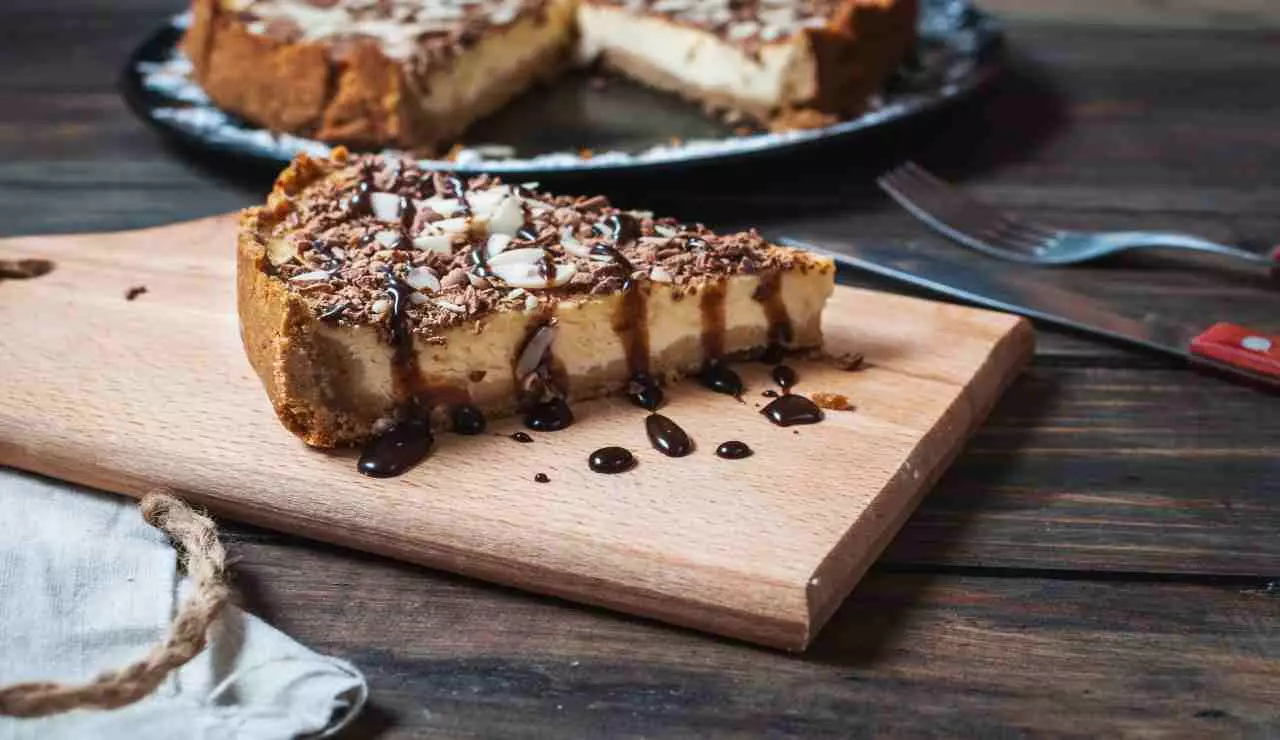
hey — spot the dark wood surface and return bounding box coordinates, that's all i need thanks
[3,0,1278,736]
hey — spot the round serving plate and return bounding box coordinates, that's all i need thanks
[120,0,1002,178]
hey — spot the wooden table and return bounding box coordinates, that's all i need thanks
[3,0,1278,735]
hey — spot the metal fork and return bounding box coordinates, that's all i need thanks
[877,162,1278,271]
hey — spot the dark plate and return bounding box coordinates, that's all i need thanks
[120,1,1002,178]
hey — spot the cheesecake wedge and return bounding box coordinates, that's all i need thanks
[239,150,835,450]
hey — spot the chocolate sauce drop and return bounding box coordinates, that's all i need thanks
[645,414,693,457]
[772,365,798,391]
[510,432,534,443]
[715,440,753,460]
[516,224,539,242]
[589,446,635,474]
[607,212,640,246]
[761,395,824,427]
[699,362,743,398]
[762,389,779,398]
[358,417,433,478]
[451,404,486,435]
[448,176,471,217]
[317,303,347,322]
[524,398,574,431]
[398,195,417,231]
[627,374,664,411]
[534,473,550,483]
[347,187,372,218]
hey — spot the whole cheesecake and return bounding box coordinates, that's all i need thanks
[185,0,917,152]
[239,149,835,451]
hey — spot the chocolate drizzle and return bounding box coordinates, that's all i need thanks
[645,414,693,457]
[398,194,417,231]
[699,282,727,363]
[761,395,823,427]
[613,283,650,378]
[715,440,753,460]
[317,302,347,323]
[357,275,435,477]
[448,175,471,217]
[588,446,635,474]
[752,272,794,348]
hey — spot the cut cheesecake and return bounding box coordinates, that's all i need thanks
[185,0,917,152]
[239,149,835,448]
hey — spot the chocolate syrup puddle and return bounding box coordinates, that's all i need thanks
[358,418,433,478]
[589,446,635,474]
[451,404,486,435]
[524,398,574,431]
[645,414,693,457]
[716,440,753,459]
[628,374,663,411]
[534,473,550,483]
[772,365,798,391]
[761,395,823,427]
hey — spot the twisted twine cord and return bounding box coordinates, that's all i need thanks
[0,493,230,718]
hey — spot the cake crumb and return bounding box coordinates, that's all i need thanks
[812,392,855,412]
[125,285,148,301]
[810,349,865,371]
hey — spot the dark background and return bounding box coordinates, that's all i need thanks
[2,0,1278,736]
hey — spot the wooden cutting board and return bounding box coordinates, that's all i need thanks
[0,216,1032,650]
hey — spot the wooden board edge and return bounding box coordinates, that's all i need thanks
[795,315,1036,650]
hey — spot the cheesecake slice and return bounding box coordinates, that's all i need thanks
[185,0,578,151]
[239,149,835,449]
[184,0,916,151]
[577,0,919,130]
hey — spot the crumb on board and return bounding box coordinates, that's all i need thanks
[812,392,855,412]
[125,285,148,301]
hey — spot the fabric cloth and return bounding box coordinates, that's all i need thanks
[0,470,367,740]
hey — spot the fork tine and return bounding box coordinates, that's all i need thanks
[878,163,1060,255]
[900,163,1062,241]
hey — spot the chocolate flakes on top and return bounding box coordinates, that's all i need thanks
[596,0,843,46]
[262,154,824,341]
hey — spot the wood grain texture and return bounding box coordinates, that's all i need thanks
[0,217,1031,649]
[223,533,1280,739]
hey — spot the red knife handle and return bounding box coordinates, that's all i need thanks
[1190,323,1280,379]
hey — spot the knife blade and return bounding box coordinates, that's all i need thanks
[782,237,1280,392]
